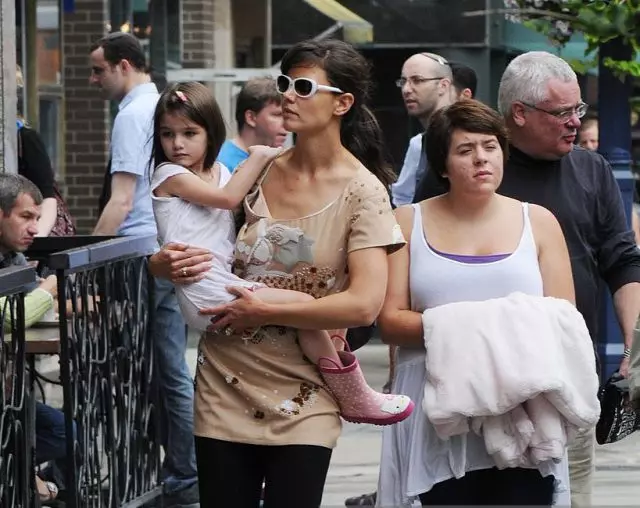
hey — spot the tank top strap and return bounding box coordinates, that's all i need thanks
[410,203,424,246]
[520,202,537,252]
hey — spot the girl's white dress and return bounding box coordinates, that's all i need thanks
[151,162,258,330]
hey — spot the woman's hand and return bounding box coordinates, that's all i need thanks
[200,286,272,333]
[149,243,213,284]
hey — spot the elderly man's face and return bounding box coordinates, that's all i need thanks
[513,78,583,160]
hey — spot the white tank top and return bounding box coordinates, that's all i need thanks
[380,203,569,506]
[409,202,544,313]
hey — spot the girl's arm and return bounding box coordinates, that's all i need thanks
[377,206,424,347]
[155,145,281,209]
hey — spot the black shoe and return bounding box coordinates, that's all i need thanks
[345,491,377,506]
[163,482,200,508]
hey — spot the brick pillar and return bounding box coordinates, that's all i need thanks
[63,0,110,233]
[183,0,236,132]
[0,0,17,173]
[182,0,216,68]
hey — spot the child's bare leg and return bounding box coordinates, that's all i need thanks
[254,288,340,363]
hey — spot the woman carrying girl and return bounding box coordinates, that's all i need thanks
[150,81,412,427]
[148,43,408,507]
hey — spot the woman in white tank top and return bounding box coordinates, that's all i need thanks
[376,100,576,507]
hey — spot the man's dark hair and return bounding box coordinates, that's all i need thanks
[0,174,43,215]
[90,32,147,72]
[235,77,282,131]
[450,62,477,98]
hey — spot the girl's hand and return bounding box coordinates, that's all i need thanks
[200,286,272,334]
[247,145,283,163]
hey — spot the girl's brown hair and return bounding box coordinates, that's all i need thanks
[150,81,226,173]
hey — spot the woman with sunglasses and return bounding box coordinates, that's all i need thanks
[148,39,404,507]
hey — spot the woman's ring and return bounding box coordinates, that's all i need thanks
[181,267,188,277]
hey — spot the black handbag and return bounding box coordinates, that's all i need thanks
[595,372,640,445]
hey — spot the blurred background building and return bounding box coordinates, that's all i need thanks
[3,0,640,230]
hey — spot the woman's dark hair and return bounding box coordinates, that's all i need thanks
[150,82,226,174]
[425,99,509,187]
[280,39,395,188]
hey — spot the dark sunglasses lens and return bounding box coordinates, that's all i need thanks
[276,75,290,94]
[294,79,313,97]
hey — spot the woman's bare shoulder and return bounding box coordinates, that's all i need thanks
[527,202,560,226]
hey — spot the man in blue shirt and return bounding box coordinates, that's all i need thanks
[89,32,199,508]
[217,77,287,171]
[391,53,454,207]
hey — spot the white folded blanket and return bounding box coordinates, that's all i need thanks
[422,292,601,468]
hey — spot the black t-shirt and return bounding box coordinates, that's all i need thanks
[413,145,640,342]
[18,127,56,199]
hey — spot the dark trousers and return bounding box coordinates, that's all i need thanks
[418,467,555,506]
[36,402,76,489]
[195,436,332,508]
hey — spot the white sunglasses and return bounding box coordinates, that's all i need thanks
[276,75,344,98]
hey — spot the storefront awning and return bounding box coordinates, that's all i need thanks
[304,0,373,44]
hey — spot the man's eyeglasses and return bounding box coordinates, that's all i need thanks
[521,101,589,122]
[395,76,445,88]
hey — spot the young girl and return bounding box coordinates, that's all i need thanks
[150,82,414,426]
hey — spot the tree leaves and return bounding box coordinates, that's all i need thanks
[505,0,640,77]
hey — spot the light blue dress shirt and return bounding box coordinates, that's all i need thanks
[111,82,159,237]
[391,133,426,207]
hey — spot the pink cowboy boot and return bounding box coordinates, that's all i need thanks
[318,348,414,426]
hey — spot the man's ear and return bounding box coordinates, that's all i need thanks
[461,88,473,100]
[512,102,527,128]
[118,59,133,75]
[244,110,258,128]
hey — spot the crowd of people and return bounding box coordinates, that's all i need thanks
[4,30,640,508]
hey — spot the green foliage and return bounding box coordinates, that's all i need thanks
[505,0,640,77]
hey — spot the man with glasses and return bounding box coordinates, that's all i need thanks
[390,52,454,207]
[414,51,640,508]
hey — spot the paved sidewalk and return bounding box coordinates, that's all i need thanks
[44,337,640,506]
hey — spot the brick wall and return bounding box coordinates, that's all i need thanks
[62,0,109,233]
[182,0,216,68]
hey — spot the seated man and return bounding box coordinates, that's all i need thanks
[0,173,70,505]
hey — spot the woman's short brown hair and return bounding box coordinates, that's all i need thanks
[425,100,509,186]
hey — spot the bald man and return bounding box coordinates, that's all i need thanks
[391,52,454,207]
[345,53,454,508]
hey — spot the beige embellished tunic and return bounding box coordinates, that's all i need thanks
[193,164,405,448]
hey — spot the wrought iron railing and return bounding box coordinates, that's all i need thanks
[32,235,162,508]
[0,265,37,508]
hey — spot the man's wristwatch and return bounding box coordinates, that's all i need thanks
[623,347,632,359]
